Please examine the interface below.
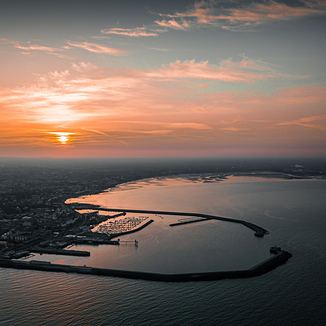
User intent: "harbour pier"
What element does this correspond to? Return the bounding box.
[169,218,208,227]
[70,204,269,237]
[0,248,292,282]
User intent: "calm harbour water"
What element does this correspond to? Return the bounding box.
[2,176,326,325]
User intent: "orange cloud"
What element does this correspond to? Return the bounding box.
[101,27,160,37]
[1,60,325,157]
[160,0,326,31]
[0,58,305,129]
[167,122,211,130]
[65,41,126,55]
[278,114,326,130]
[146,58,279,82]
[5,40,64,57]
[2,38,126,58]
[226,1,323,22]
[155,19,191,30]
[13,42,59,53]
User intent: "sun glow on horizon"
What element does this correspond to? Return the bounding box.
[49,132,75,145]
[58,134,69,144]
[0,0,325,158]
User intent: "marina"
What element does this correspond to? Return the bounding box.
[92,215,151,235]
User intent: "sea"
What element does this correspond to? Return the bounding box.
[1,175,326,325]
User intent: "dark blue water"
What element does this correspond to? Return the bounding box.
[1,176,326,325]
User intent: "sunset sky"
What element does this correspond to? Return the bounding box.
[0,0,325,157]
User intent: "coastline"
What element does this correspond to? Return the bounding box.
[2,172,307,282]
[65,171,325,205]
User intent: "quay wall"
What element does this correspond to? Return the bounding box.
[31,248,90,257]
[73,239,120,246]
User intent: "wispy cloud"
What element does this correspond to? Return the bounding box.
[167,122,211,130]
[101,26,160,37]
[146,57,280,82]
[65,41,126,55]
[159,0,326,31]
[154,19,191,30]
[217,1,325,31]
[221,127,250,133]
[278,114,326,130]
[0,62,144,125]
[0,58,299,122]
[5,40,64,57]
[13,42,59,53]
[2,38,126,57]
[0,56,302,127]
[1,61,325,156]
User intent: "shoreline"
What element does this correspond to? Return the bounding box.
[0,172,299,282]
[65,171,325,205]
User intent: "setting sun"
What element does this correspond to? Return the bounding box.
[58,134,69,145]
[49,132,75,145]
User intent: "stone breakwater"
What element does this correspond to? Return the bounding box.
[0,249,292,282]
[71,204,269,238]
